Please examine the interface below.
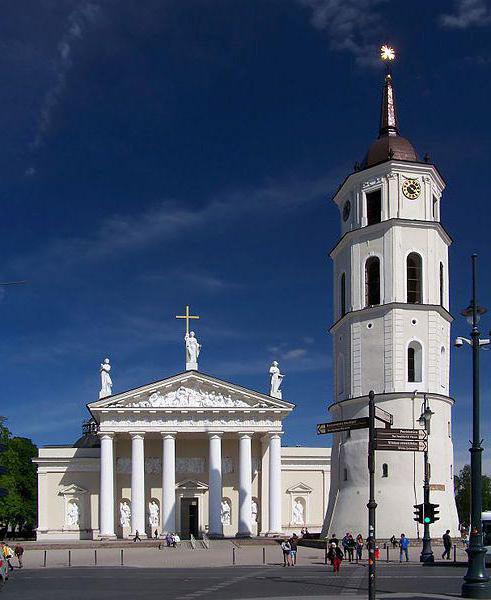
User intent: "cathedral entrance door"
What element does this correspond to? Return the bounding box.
[180,498,199,538]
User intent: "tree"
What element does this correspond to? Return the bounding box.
[0,420,37,533]
[454,464,491,524]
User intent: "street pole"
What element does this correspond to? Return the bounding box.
[462,254,491,598]
[368,390,377,600]
[420,395,434,563]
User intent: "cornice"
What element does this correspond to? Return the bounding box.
[328,391,455,412]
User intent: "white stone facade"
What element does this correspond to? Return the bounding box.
[35,371,330,540]
[323,156,460,539]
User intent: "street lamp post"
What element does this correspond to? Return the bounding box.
[419,395,434,563]
[456,254,491,599]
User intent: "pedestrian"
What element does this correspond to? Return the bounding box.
[399,533,410,562]
[442,529,452,560]
[341,532,350,559]
[289,534,299,566]
[14,543,24,569]
[154,529,158,539]
[374,545,380,561]
[390,534,398,549]
[461,527,469,548]
[327,542,344,573]
[133,530,141,542]
[346,534,355,562]
[355,534,364,561]
[3,543,14,571]
[329,533,339,546]
[173,533,180,546]
[281,539,291,567]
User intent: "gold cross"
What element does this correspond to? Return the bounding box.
[175,305,200,336]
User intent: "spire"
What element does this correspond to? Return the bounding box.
[379,73,399,138]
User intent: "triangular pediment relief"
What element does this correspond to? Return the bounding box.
[176,479,208,491]
[286,482,313,494]
[59,484,88,496]
[89,371,294,412]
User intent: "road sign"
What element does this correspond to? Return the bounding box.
[317,417,369,435]
[374,428,427,441]
[374,406,393,426]
[374,438,427,452]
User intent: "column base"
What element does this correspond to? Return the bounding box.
[98,533,117,540]
[235,532,252,538]
[208,533,224,539]
[266,531,284,537]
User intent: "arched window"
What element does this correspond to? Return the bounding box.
[365,257,380,306]
[407,341,422,382]
[340,273,346,317]
[366,189,381,225]
[382,463,389,478]
[440,346,446,388]
[439,262,444,306]
[407,253,423,304]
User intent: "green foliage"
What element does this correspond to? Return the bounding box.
[0,420,37,530]
[454,464,491,524]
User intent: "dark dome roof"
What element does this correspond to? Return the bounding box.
[73,433,100,448]
[363,135,418,168]
[361,71,419,169]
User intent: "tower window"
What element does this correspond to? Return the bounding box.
[433,196,438,220]
[382,463,389,478]
[337,355,345,397]
[407,253,423,304]
[365,257,380,306]
[439,262,444,306]
[407,341,422,383]
[440,346,446,388]
[366,189,381,226]
[343,468,348,481]
[340,273,346,317]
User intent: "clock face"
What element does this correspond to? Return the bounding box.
[402,178,421,199]
[343,200,351,222]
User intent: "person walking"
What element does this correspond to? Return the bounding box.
[390,535,398,549]
[346,534,355,562]
[355,534,364,561]
[341,533,350,560]
[442,530,452,560]
[399,534,410,563]
[14,544,24,569]
[289,534,299,566]
[3,543,14,572]
[329,533,339,546]
[327,542,344,573]
[281,539,291,567]
[133,530,141,542]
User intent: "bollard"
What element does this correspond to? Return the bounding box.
[43,550,47,567]
[121,549,124,566]
[262,547,266,565]
[324,544,328,565]
[94,549,97,566]
[453,544,457,563]
[387,546,389,563]
[233,547,236,565]
[68,550,71,567]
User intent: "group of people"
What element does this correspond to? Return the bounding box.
[280,534,299,566]
[0,542,23,577]
[325,533,365,572]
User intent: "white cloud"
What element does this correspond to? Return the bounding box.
[440,0,491,29]
[298,0,388,65]
[31,2,101,149]
[283,348,308,359]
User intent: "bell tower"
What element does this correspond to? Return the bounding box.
[323,53,459,538]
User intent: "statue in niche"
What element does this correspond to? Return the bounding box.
[185,331,201,370]
[292,498,304,525]
[120,501,131,528]
[99,358,113,399]
[67,501,80,527]
[221,499,231,525]
[251,499,258,523]
[269,361,284,399]
[148,500,159,528]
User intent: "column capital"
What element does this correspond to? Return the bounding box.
[237,432,254,439]
[98,432,115,440]
[262,431,284,442]
[208,432,224,439]
[129,431,145,440]
[160,432,177,439]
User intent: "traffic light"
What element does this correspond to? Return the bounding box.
[413,503,424,524]
[423,503,440,524]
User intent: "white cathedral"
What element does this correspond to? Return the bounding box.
[35,66,459,541]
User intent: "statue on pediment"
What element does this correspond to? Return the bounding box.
[120,500,131,528]
[221,499,231,525]
[185,331,201,370]
[269,361,284,399]
[99,358,113,399]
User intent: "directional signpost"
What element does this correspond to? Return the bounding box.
[317,417,369,435]
[374,428,427,452]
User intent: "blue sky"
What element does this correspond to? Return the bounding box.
[1,0,491,471]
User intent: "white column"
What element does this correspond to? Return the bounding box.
[161,433,176,534]
[130,432,146,537]
[37,472,48,533]
[268,433,282,535]
[237,433,252,537]
[208,433,223,538]
[99,432,116,538]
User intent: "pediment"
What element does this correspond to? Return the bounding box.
[59,484,88,496]
[286,482,313,494]
[89,371,294,412]
[176,479,208,491]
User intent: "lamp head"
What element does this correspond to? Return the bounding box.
[461,302,487,325]
[454,337,464,348]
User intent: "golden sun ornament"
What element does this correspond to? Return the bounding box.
[380,45,396,61]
